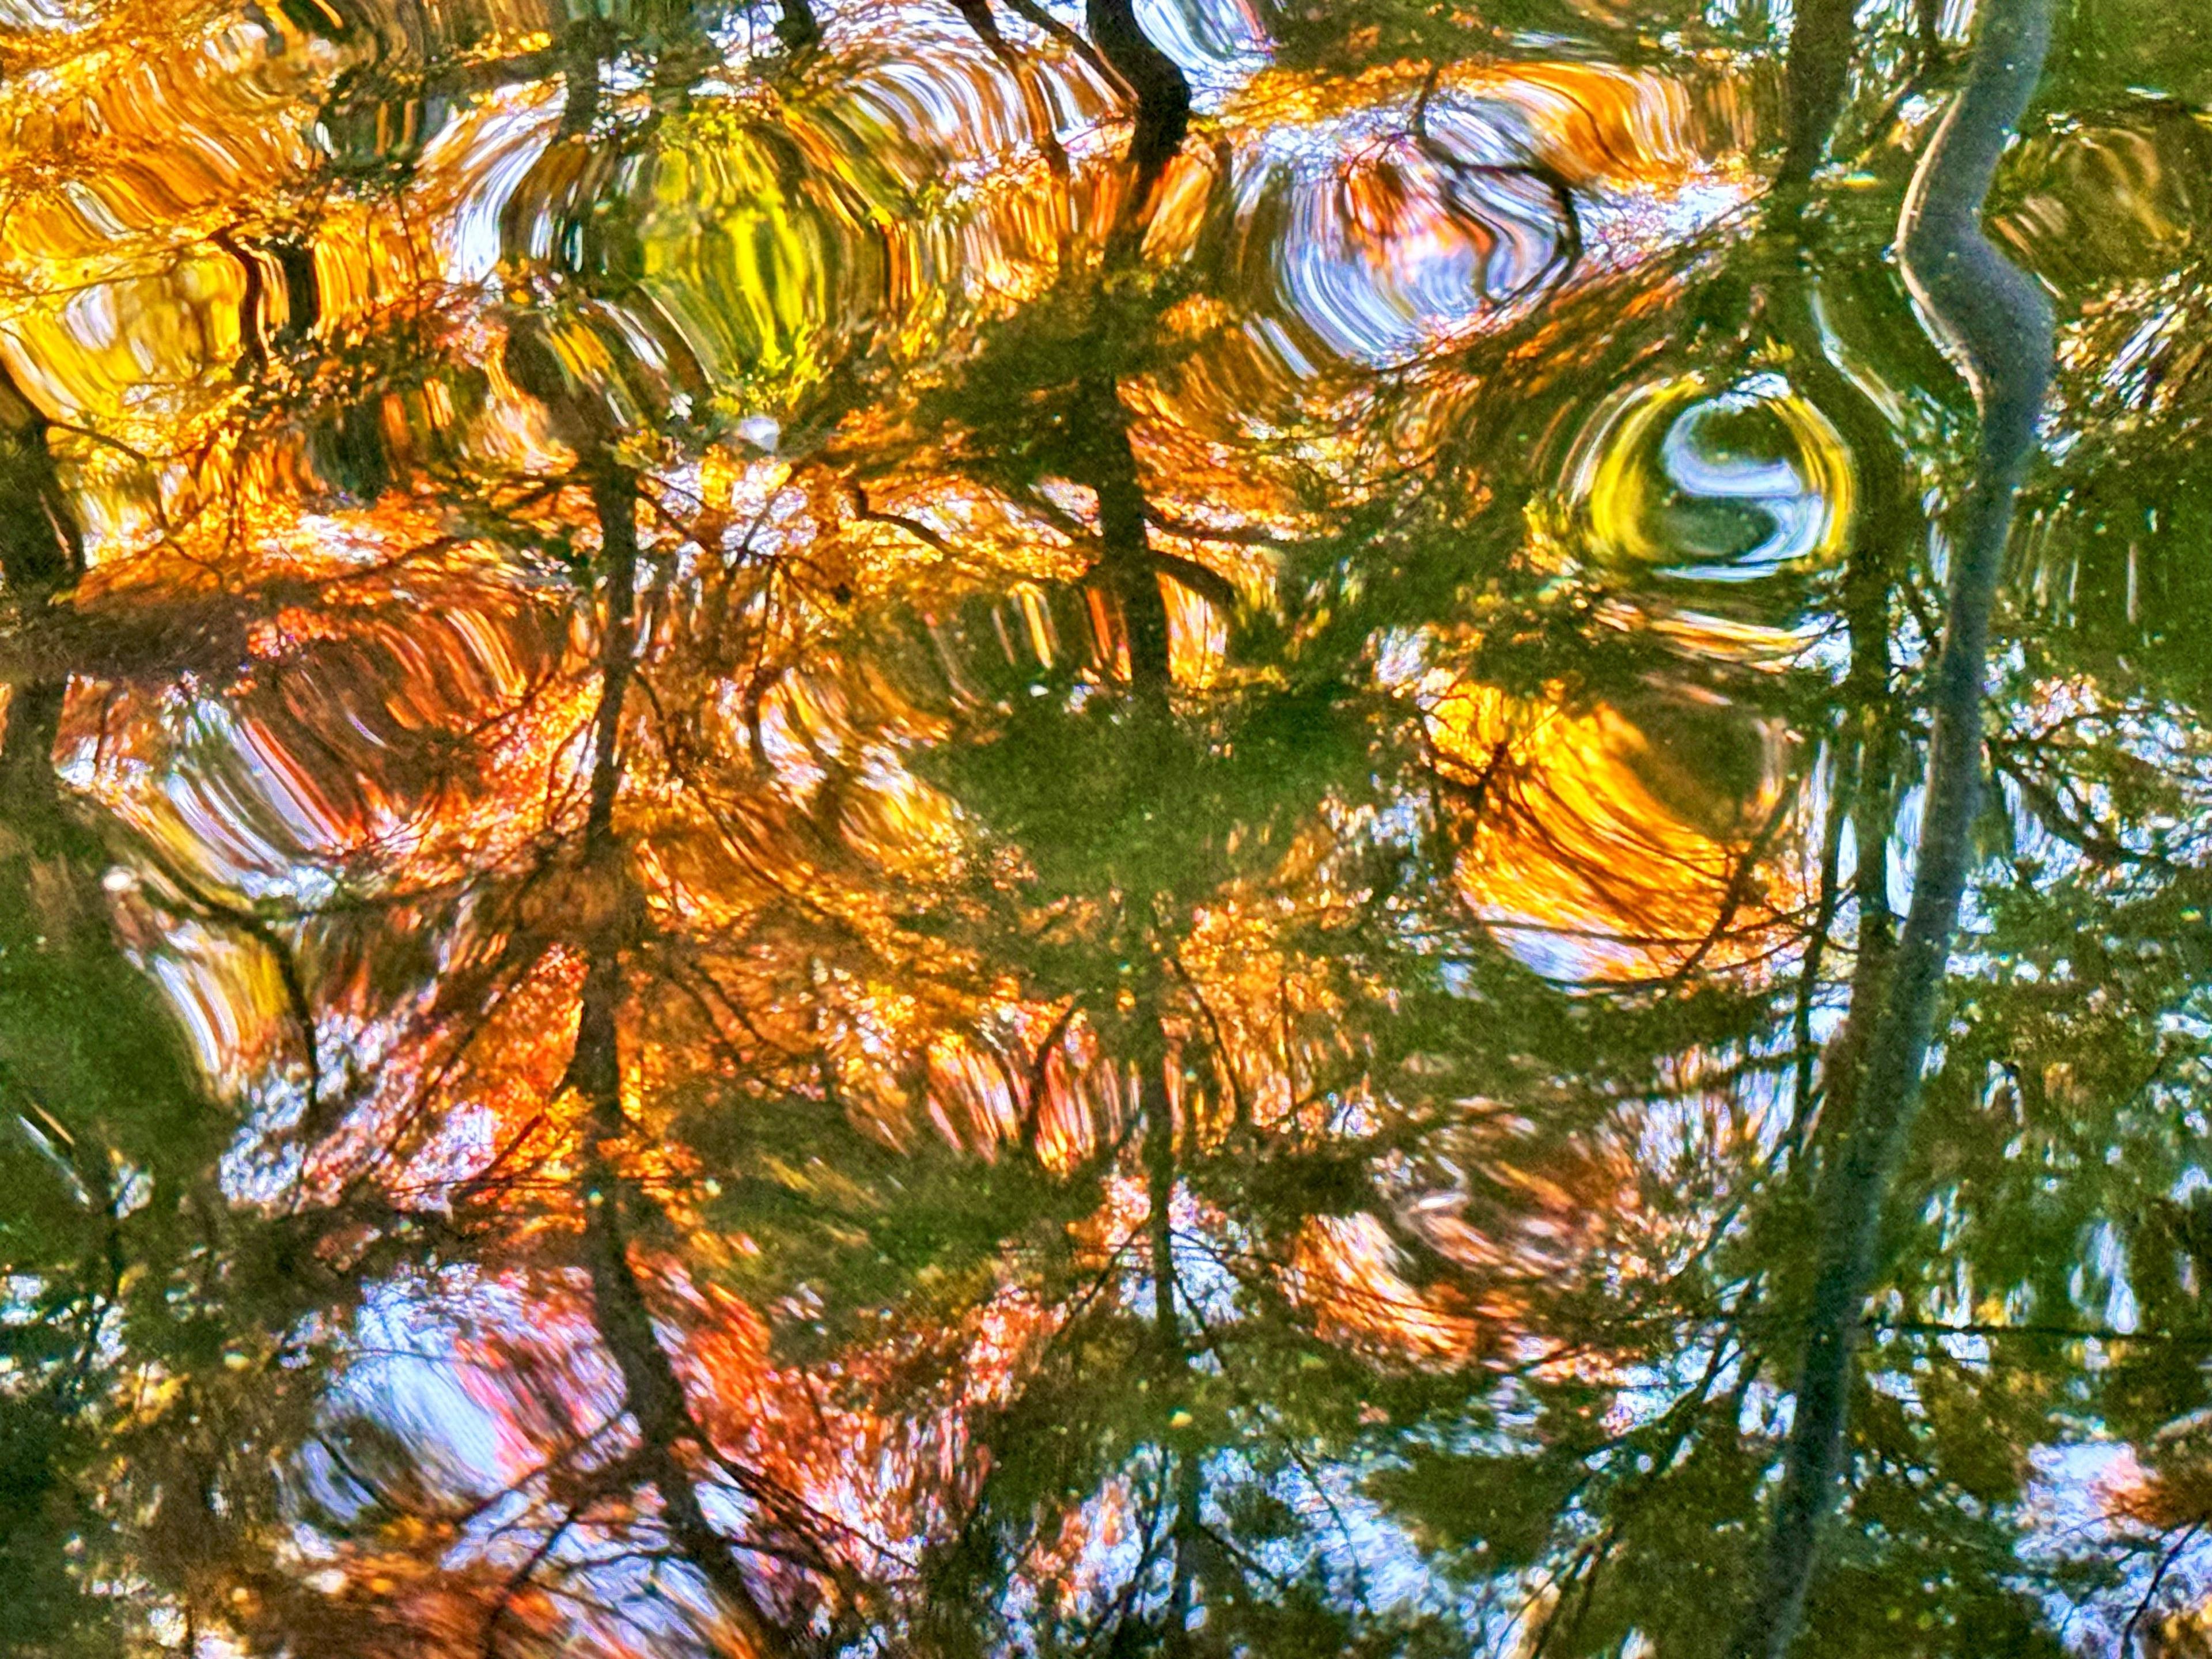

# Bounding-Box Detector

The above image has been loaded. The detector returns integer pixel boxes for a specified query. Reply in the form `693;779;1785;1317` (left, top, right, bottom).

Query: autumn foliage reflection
9;0;2212;1653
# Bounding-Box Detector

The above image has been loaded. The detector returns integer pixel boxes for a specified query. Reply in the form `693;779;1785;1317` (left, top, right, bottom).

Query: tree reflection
4;0;2212;1653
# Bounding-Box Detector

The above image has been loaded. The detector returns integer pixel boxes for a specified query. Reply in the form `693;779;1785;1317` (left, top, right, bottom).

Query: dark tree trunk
1778;0;1861;188
559;20;605;136
1732;0;2056;1650
554;464;800;1656
1768;251;1914;1137
774;0;821;52
1079;372;1174;700
1086;0;1190;196
0;377;82;600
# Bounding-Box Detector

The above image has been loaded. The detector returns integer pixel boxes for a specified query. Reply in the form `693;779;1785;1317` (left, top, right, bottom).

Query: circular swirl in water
1544;370;1854;638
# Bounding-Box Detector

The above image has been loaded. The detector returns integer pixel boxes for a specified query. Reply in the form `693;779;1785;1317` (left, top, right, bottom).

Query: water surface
2;0;2211;1652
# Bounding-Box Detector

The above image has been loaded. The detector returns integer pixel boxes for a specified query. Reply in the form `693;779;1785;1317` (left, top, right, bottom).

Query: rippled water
2;0;2211;1652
